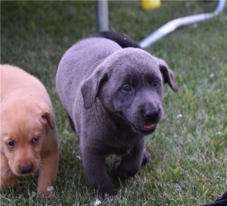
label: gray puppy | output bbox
[56,31,178,197]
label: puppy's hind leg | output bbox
[0,153,18,188]
[111,137,149,179]
[142,150,151,166]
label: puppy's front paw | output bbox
[141,151,151,166]
[36,185,55,198]
[99,188,117,199]
[92,180,117,199]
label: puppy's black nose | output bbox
[143,108,160,119]
[19,164,33,174]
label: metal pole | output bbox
[96,0,109,32]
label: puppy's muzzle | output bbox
[141,107,161,124]
[143,108,160,121]
[134,106,162,134]
[19,164,33,174]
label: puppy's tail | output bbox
[91,31,141,49]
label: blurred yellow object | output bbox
[141,0,161,10]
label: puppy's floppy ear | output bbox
[154,57,178,92]
[81,65,108,109]
[38,102,54,130]
[42,112,54,130]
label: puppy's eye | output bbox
[7,140,15,148]
[153,80,160,88]
[122,84,132,92]
[31,137,39,145]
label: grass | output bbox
[1,1,227,205]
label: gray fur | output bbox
[56,34,178,197]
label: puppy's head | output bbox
[81,48,178,135]
[0,99,54,176]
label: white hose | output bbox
[140,0,226,48]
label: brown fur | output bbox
[0,64,59,196]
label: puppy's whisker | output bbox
[2,168,11,175]
[1,167,17,180]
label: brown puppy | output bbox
[0,64,59,196]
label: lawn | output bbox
[1,1,227,205]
